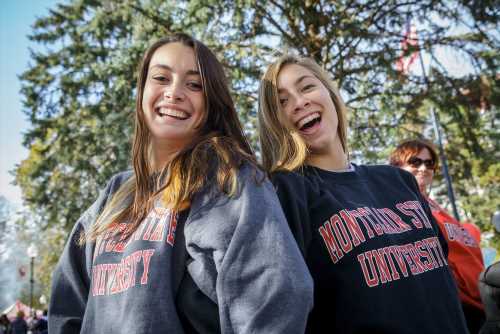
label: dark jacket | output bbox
[10,317,27,334]
[479,261,500,334]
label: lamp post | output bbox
[27,243,38,319]
[492,211,500,234]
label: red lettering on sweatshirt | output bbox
[374,208,395,234]
[425,237,446,267]
[349,209,375,239]
[331,214,353,254]
[409,201,432,229]
[340,210,366,246]
[444,223,478,247]
[415,240,433,271]
[129,250,142,287]
[166,213,178,246]
[361,207,384,236]
[91,248,157,297]
[142,217,157,241]
[371,249,392,283]
[396,202,424,229]
[389,246,409,278]
[149,219,165,242]
[357,253,379,287]
[319,221,343,264]
[357,237,449,288]
[407,244,427,274]
[140,249,155,285]
[383,208,412,232]
[379,247,400,280]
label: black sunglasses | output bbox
[407,157,435,169]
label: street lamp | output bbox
[492,211,500,233]
[27,243,38,319]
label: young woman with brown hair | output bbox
[49,34,313,334]
[258,54,468,333]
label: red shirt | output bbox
[427,196,485,311]
[463,222,482,245]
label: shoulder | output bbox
[271,168,317,191]
[235,162,265,185]
[356,164,416,184]
[271,169,304,182]
[270,169,321,207]
[233,163,276,200]
[190,163,270,215]
[357,163,406,176]
[97,170,134,206]
[106,170,133,193]
[185,164,285,241]
[77,170,133,229]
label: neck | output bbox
[419,184,429,197]
[307,140,348,171]
[151,141,183,171]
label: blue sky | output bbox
[0,0,59,206]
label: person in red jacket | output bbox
[463,221,482,245]
[390,138,485,333]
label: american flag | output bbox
[18,265,26,278]
[396,22,419,75]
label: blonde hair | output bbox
[258,55,349,173]
[80,34,256,244]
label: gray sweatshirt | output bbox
[49,165,313,334]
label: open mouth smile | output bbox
[296,112,322,132]
[155,106,191,120]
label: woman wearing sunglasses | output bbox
[390,139,485,333]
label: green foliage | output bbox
[15,0,499,297]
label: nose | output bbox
[293,94,311,114]
[417,163,428,172]
[163,80,185,102]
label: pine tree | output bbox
[16,0,499,294]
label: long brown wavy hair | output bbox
[82,33,256,243]
[258,55,349,173]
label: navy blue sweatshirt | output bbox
[272,164,468,334]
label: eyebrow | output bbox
[278,75,314,93]
[149,64,200,76]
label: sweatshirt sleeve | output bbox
[48,221,92,334]
[48,172,130,334]
[184,166,314,334]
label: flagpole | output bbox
[416,32,461,221]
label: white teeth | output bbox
[157,107,189,119]
[296,112,320,129]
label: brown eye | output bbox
[153,75,169,83]
[302,84,315,91]
[187,81,202,91]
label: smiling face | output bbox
[401,147,435,194]
[277,64,341,157]
[141,42,205,156]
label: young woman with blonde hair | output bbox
[258,54,468,333]
[49,34,313,334]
